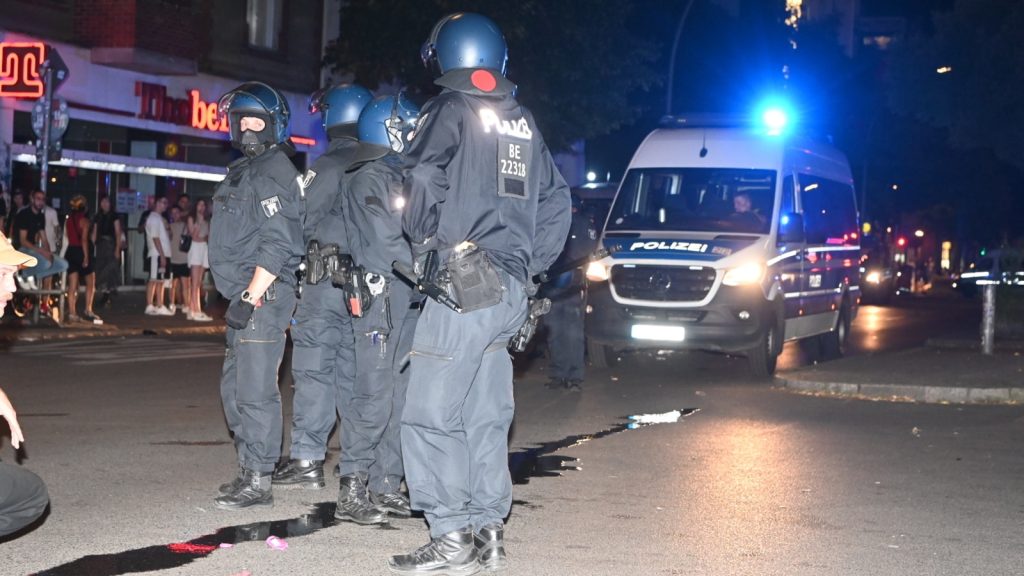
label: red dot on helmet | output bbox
[471,70,497,92]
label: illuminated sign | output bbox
[136,81,228,133]
[135,81,314,146]
[0,42,46,98]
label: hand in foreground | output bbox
[0,387,25,449]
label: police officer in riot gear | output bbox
[542,193,598,391]
[390,13,571,574]
[272,84,372,491]
[209,81,304,510]
[334,93,420,525]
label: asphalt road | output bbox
[2,295,1021,576]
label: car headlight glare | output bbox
[722,262,765,286]
[586,260,610,282]
[865,271,882,284]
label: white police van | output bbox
[584,113,861,377]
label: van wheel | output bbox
[747,323,779,379]
[587,339,616,369]
[820,303,850,360]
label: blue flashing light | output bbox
[780,214,791,226]
[763,108,788,134]
[754,98,796,136]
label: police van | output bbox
[584,113,861,377]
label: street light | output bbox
[914,229,925,238]
[665,0,697,116]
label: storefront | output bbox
[0,31,326,282]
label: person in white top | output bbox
[144,197,173,315]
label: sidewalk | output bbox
[0,289,226,342]
[779,340,1024,405]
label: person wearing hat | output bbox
[0,231,51,537]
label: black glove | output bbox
[225,297,256,330]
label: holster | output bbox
[330,256,371,317]
[447,245,503,313]
[304,239,343,285]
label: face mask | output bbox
[240,130,267,158]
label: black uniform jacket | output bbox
[302,137,360,248]
[344,149,411,278]
[402,68,571,283]
[209,145,304,299]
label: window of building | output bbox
[247,0,283,51]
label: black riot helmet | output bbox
[218,82,291,158]
[420,13,508,77]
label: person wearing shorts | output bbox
[65,195,102,324]
[168,206,191,315]
[186,199,212,321]
[144,197,173,316]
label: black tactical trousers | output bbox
[402,271,527,537]
[340,281,417,494]
[220,288,296,474]
[289,281,355,461]
[545,289,585,381]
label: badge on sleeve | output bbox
[261,196,282,218]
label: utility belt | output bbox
[301,239,369,316]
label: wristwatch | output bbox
[241,290,257,305]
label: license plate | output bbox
[630,324,685,342]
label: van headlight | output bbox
[722,262,765,286]
[865,270,882,284]
[586,260,610,282]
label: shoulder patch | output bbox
[261,196,282,218]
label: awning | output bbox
[11,142,226,182]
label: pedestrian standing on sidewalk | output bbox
[64,195,102,324]
[144,197,173,316]
[186,199,212,322]
[168,205,191,315]
[0,231,50,538]
[208,82,304,510]
[92,195,123,308]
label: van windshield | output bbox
[605,168,776,234]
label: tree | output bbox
[885,0,1024,169]
[324,0,661,151]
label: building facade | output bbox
[0,0,330,281]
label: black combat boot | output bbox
[388,528,480,576]
[370,490,412,518]
[335,473,388,525]
[272,458,325,489]
[214,469,273,510]
[218,467,245,496]
[474,522,508,572]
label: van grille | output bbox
[611,265,716,302]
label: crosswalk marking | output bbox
[7,337,224,366]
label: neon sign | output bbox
[0,42,46,98]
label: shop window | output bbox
[247,0,283,51]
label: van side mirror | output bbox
[778,213,804,244]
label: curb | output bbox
[926,337,1024,352]
[778,377,1024,405]
[0,324,225,343]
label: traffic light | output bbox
[897,237,907,247]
